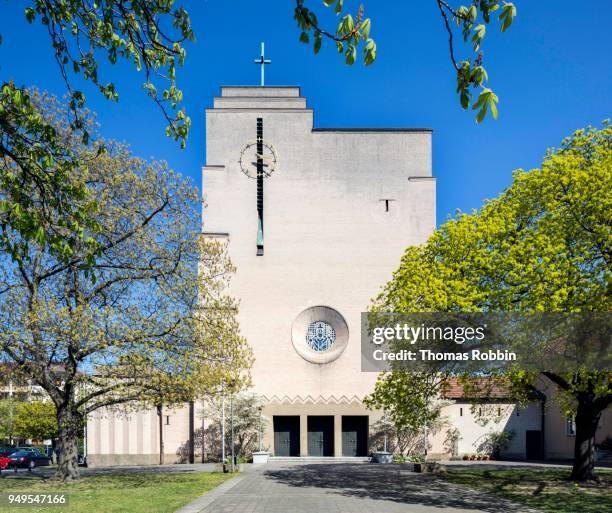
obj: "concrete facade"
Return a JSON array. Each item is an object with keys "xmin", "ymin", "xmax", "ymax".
[
  {"xmin": 86, "ymin": 85, "xmax": 436, "ymax": 465},
  {"xmin": 202, "ymin": 86, "xmax": 435, "ymax": 457},
  {"xmin": 88, "ymin": 405, "xmax": 191, "ymax": 466}
]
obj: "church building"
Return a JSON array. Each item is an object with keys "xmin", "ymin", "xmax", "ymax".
[
  {"xmin": 201, "ymin": 85, "xmax": 436, "ymax": 457},
  {"xmin": 85, "ymin": 84, "xmax": 609, "ymax": 465},
  {"xmin": 85, "ymin": 84, "xmax": 435, "ymax": 464}
]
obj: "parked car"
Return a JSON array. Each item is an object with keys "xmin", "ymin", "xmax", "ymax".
[
  {"xmin": 0, "ymin": 456, "xmax": 11, "ymax": 470},
  {"xmin": 14, "ymin": 447, "xmax": 37, "ymax": 453},
  {"xmin": 7, "ymin": 449, "xmax": 51, "ymax": 470},
  {"xmin": 0, "ymin": 447, "xmax": 17, "ymax": 457}
]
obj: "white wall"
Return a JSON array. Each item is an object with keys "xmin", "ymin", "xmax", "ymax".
[
  {"xmin": 203, "ymin": 86, "xmax": 435, "ymax": 402},
  {"xmin": 430, "ymin": 401, "xmax": 542, "ymax": 458}
]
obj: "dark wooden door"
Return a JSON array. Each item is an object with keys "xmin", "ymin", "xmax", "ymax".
[
  {"xmin": 342, "ymin": 416, "xmax": 368, "ymax": 456},
  {"xmin": 273, "ymin": 416, "xmax": 300, "ymax": 457},
  {"xmin": 525, "ymin": 430, "xmax": 542, "ymax": 460},
  {"xmin": 307, "ymin": 416, "xmax": 334, "ymax": 456}
]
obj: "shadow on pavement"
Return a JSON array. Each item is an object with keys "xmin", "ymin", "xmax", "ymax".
[{"xmin": 263, "ymin": 463, "xmax": 531, "ymax": 512}]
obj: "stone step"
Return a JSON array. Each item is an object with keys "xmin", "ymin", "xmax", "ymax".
[{"xmin": 269, "ymin": 456, "xmax": 370, "ymax": 464}]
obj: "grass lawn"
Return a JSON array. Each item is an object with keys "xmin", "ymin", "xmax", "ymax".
[
  {"xmin": 439, "ymin": 467, "xmax": 612, "ymax": 513},
  {"xmin": 0, "ymin": 470, "xmax": 233, "ymax": 513}
]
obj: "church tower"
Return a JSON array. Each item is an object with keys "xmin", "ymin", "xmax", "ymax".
[{"xmin": 203, "ymin": 85, "xmax": 436, "ymax": 457}]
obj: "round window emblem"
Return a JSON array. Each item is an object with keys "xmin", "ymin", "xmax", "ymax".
[
  {"xmin": 291, "ymin": 306, "xmax": 349, "ymax": 364},
  {"xmin": 306, "ymin": 321, "xmax": 336, "ymax": 352}
]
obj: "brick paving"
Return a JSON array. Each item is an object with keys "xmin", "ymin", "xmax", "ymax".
[{"xmin": 195, "ymin": 462, "xmax": 539, "ymax": 513}]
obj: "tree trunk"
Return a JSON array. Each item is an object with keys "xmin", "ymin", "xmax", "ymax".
[
  {"xmin": 55, "ymin": 405, "xmax": 82, "ymax": 481},
  {"xmin": 571, "ymin": 398, "xmax": 602, "ymax": 481}
]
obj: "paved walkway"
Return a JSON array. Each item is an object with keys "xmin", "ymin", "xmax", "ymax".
[{"xmin": 188, "ymin": 462, "xmax": 539, "ymax": 513}]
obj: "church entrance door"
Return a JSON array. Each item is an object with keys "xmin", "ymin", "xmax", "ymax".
[
  {"xmin": 273, "ymin": 416, "xmax": 300, "ymax": 457},
  {"xmin": 307, "ymin": 416, "xmax": 334, "ymax": 456},
  {"xmin": 342, "ymin": 416, "xmax": 369, "ymax": 456}
]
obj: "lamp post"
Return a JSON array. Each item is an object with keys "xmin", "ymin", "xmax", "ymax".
[
  {"xmin": 230, "ymin": 394, "xmax": 235, "ymax": 473},
  {"xmin": 383, "ymin": 411, "xmax": 388, "ymax": 453},
  {"xmin": 221, "ymin": 394, "xmax": 225, "ymax": 467},
  {"xmin": 201, "ymin": 398, "xmax": 206, "ymax": 463},
  {"xmin": 258, "ymin": 405, "xmax": 263, "ymax": 452}
]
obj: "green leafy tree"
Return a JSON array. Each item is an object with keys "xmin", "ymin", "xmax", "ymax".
[
  {"xmin": 294, "ymin": 0, "xmax": 516, "ymax": 122},
  {"xmin": 14, "ymin": 401, "xmax": 58, "ymax": 442},
  {"xmin": 2, "ymin": 1, "xmax": 194, "ymax": 262},
  {"xmin": 365, "ymin": 372, "xmax": 449, "ymax": 454},
  {"xmin": 0, "ymin": 398, "xmax": 18, "ymax": 443},
  {"xmin": 0, "ymin": 96, "xmax": 252, "ymax": 480},
  {"xmin": 366, "ymin": 123, "xmax": 611, "ymax": 481}
]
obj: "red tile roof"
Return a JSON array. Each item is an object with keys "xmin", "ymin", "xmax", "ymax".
[{"xmin": 442, "ymin": 377, "xmax": 510, "ymax": 399}]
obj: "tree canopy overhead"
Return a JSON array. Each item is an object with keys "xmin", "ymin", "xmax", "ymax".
[
  {"xmin": 295, "ymin": 0, "xmax": 517, "ymax": 123},
  {"xmin": 1, "ymin": 1, "xmax": 194, "ymax": 264},
  {"xmin": 366, "ymin": 123, "xmax": 611, "ymax": 481}
]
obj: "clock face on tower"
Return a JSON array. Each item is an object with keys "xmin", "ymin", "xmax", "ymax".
[{"xmin": 239, "ymin": 140, "xmax": 278, "ymax": 179}]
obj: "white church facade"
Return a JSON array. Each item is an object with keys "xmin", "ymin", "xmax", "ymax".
[
  {"xmin": 85, "ymin": 85, "xmax": 436, "ymax": 464},
  {"xmin": 202, "ymin": 86, "xmax": 436, "ymax": 457}
]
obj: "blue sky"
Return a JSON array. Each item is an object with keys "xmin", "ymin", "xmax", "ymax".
[{"xmin": 1, "ymin": 1, "xmax": 610, "ymax": 224}]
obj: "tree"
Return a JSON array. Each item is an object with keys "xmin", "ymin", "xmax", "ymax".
[
  {"xmin": 2, "ymin": 1, "xmax": 194, "ymax": 261},
  {"xmin": 365, "ymin": 372, "xmax": 449, "ymax": 456},
  {"xmin": 197, "ymin": 393, "xmax": 266, "ymax": 462},
  {"xmin": 366, "ymin": 123, "xmax": 611, "ymax": 481},
  {"xmin": 0, "ymin": 398, "xmax": 18, "ymax": 443},
  {"xmin": 369, "ymin": 414, "xmax": 439, "ymax": 456},
  {"xmin": 0, "ymin": 95, "xmax": 252, "ymax": 480},
  {"xmin": 295, "ymin": 0, "xmax": 516, "ymax": 122},
  {"xmin": 14, "ymin": 401, "xmax": 58, "ymax": 442}
]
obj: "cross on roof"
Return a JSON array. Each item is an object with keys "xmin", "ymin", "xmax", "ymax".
[{"xmin": 253, "ymin": 42, "xmax": 271, "ymax": 87}]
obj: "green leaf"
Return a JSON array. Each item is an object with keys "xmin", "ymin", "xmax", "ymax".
[
  {"xmin": 344, "ymin": 14, "xmax": 354, "ymax": 33},
  {"xmin": 299, "ymin": 31, "xmax": 309, "ymax": 44},
  {"xmin": 314, "ymin": 33, "xmax": 322, "ymax": 54},
  {"xmin": 476, "ymin": 104, "xmax": 487, "ymax": 123},
  {"xmin": 361, "ymin": 18, "xmax": 371, "ymax": 40},
  {"xmin": 499, "ymin": 3, "xmax": 517, "ymax": 32},
  {"xmin": 364, "ymin": 40, "xmax": 377, "ymax": 65},
  {"xmin": 490, "ymin": 98, "xmax": 498, "ymax": 119},
  {"xmin": 24, "ymin": 7, "xmax": 35, "ymax": 23},
  {"xmin": 345, "ymin": 44, "xmax": 356, "ymax": 65}
]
